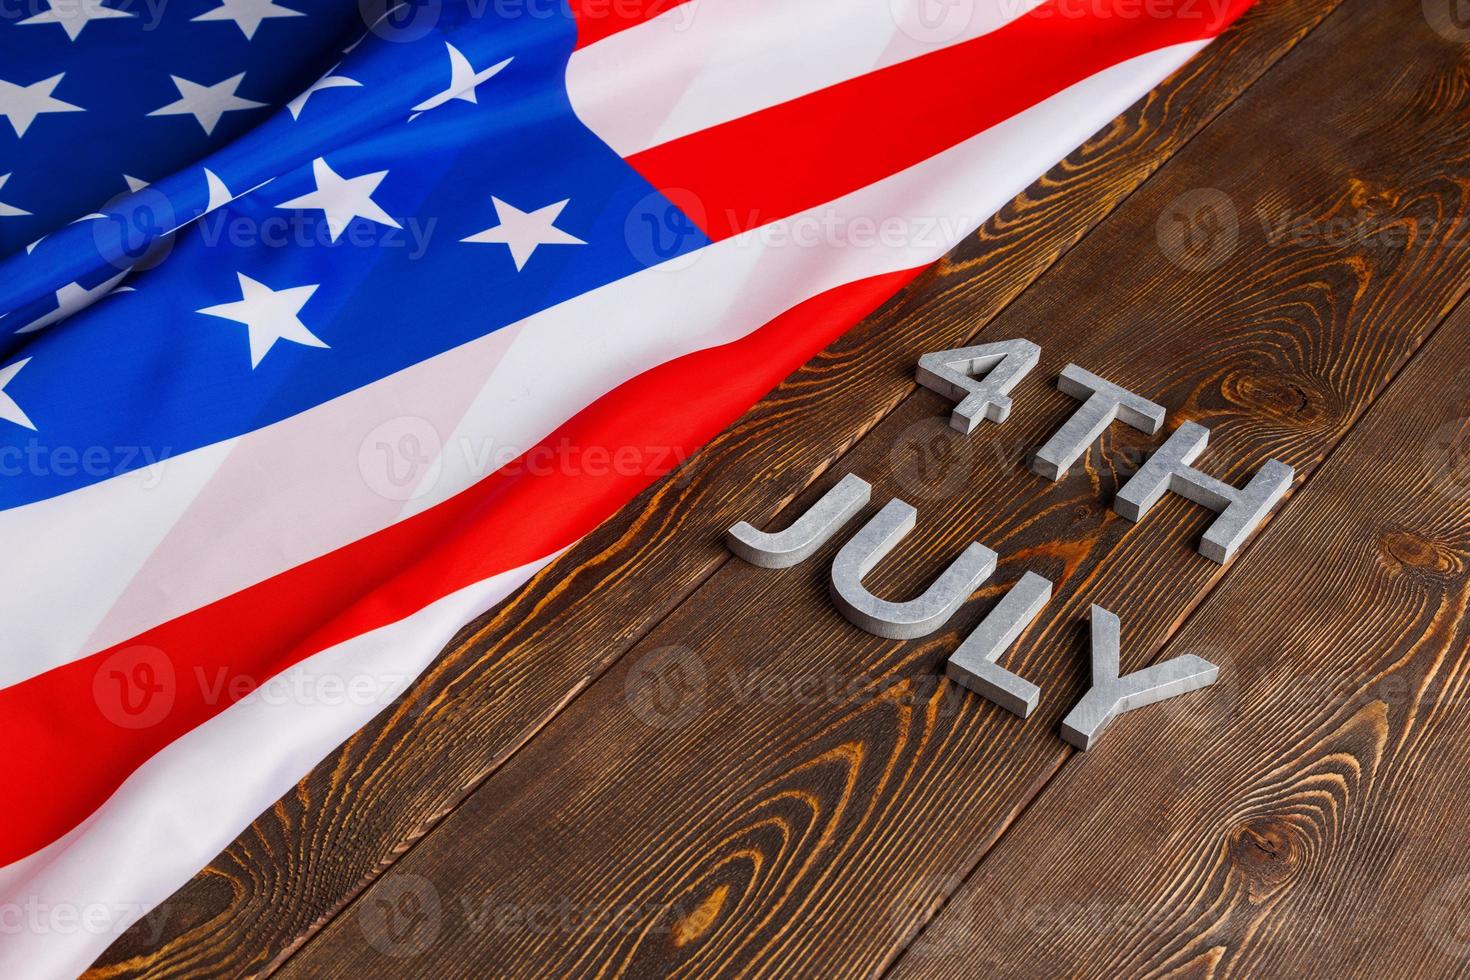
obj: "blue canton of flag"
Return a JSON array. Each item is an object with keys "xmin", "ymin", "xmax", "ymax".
[{"xmin": 0, "ymin": 0, "xmax": 709, "ymax": 509}]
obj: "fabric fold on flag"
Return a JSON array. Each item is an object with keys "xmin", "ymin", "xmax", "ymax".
[{"xmin": 0, "ymin": 0, "xmax": 1256, "ymax": 974}]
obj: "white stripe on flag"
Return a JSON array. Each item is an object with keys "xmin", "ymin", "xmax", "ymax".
[
  {"xmin": 0, "ymin": 554, "xmax": 556, "ymax": 980},
  {"xmin": 0, "ymin": 43, "xmax": 1206, "ymax": 694},
  {"xmin": 566, "ymin": 0, "xmax": 1049, "ymax": 157}
]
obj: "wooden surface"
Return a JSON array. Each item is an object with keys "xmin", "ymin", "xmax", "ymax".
[{"xmin": 90, "ymin": 0, "xmax": 1470, "ymax": 976}]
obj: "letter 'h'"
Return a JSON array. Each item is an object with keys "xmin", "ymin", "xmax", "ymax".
[{"xmin": 1114, "ymin": 422, "xmax": 1292, "ymax": 563}]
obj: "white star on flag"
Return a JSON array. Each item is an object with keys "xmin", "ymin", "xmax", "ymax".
[
  {"xmin": 461, "ymin": 197, "xmax": 586, "ymax": 271},
  {"xmin": 148, "ymin": 74, "xmax": 265, "ymax": 136},
  {"xmin": 123, "ymin": 174, "xmax": 149, "ymax": 193},
  {"xmin": 287, "ymin": 65, "xmax": 361, "ymax": 120},
  {"xmin": 0, "ymin": 174, "xmax": 29, "ymax": 217},
  {"xmin": 20, "ymin": 0, "xmax": 135, "ymax": 40},
  {"xmin": 191, "ymin": 0, "xmax": 304, "ymax": 39},
  {"xmin": 410, "ymin": 42, "xmax": 512, "ymax": 118},
  {"xmin": 276, "ymin": 158, "xmax": 400, "ymax": 243},
  {"xmin": 0, "ymin": 73, "xmax": 84, "ymax": 138},
  {"xmin": 198, "ymin": 273, "xmax": 327, "ymax": 368},
  {"xmin": 0, "ymin": 358, "xmax": 36, "ymax": 430},
  {"xmin": 16, "ymin": 272, "xmax": 132, "ymax": 335}
]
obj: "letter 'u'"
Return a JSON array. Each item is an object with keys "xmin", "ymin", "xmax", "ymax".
[{"xmin": 830, "ymin": 499, "xmax": 996, "ymax": 640}]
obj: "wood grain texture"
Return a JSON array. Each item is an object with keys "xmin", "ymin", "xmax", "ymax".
[
  {"xmin": 888, "ymin": 238, "xmax": 1470, "ymax": 980},
  {"xmin": 265, "ymin": 0, "xmax": 1470, "ymax": 976},
  {"xmin": 86, "ymin": 2, "xmax": 1339, "ymax": 977}
]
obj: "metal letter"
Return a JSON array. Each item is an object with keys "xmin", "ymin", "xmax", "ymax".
[
  {"xmin": 727, "ymin": 473, "xmax": 871, "ymax": 569},
  {"xmin": 944, "ymin": 571, "xmax": 1051, "ymax": 717},
  {"xmin": 1060, "ymin": 605, "xmax": 1218, "ymax": 750},
  {"xmin": 916, "ymin": 339, "xmax": 1041, "ymax": 433},
  {"xmin": 830, "ymin": 499, "xmax": 996, "ymax": 640},
  {"xmin": 1030, "ymin": 365, "xmax": 1166, "ymax": 480},
  {"xmin": 1114, "ymin": 421, "xmax": 1292, "ymax": 563}
]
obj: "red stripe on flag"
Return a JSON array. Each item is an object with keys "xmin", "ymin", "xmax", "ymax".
[
  {"xmin": 0, "ymin": 265, "xmax": 924, "ymax": 867},
  {"xmin": 626, "ymin": 0, "xmax": 1252, "ymax": 241},
  {"xmin": 568, "ymin": 0, "xmax": 695, "ymax": 49}
]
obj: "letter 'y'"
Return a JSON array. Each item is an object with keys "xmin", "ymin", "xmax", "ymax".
[{"xmin": 1060, "ymin": 606, "xmax": 1218, "ymax": 750}]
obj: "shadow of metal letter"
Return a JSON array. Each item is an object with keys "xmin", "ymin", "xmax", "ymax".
[
  {"xmin": 1114, "ymin": 421, "xmax": 1292, "ymax": 562},
  {"xmin": 1060, "ymin": 605, "xmax": 1218, "ymax": 750},
  {"xmin": 727, "ymin": 473, "xmax": 871, "ymax": 569},
  {"xmin": 1030, "ymin": 365, "xmax": 1165, "ymax": 480},
  {"xmin": 915, "ymin": 339, "xmax": 1041, "ymax": 433},
  {"xmin": 830, "ymin": 499, "xmax": 996, "ymax": 639},
  {"xmin": 944, "ymin": 571, "xmax": 1051, "ymax": 717}
]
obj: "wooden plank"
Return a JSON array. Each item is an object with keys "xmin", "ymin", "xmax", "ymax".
[
  {"xmin": 88, "ymin": 3, "xmax": 1338, "ymax": 976},
  {"xmin": 263, "ymin": 0, "xmax": 1470, "ymax": 976},
  {"xmin": 887, "ymin": 246, "xmax": 1470, "ymax": 980}
]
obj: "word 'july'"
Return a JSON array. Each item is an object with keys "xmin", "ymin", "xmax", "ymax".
[{"xmin": 725, "ymin": 340, "xmax": 1293, "ymax": 750}]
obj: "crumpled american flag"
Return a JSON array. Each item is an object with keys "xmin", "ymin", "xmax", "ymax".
[{"xmin": 0, "ymin": 0, "xmax": 1250, "ymax": 973}]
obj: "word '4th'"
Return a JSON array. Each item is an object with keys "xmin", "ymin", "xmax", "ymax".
[{"xmin": 725, "ymin": 340, "xmax": 1293, "ymax": 750}]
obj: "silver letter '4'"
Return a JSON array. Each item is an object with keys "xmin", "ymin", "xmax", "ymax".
[{"xmin": 916, "ymin": 339, "xmax": 1040, "ymax": 434}]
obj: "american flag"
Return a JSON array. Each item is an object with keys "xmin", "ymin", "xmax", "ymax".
[{"xmin": 0, "ymin": 0, "xmax": 1250, "ymax": 973}]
